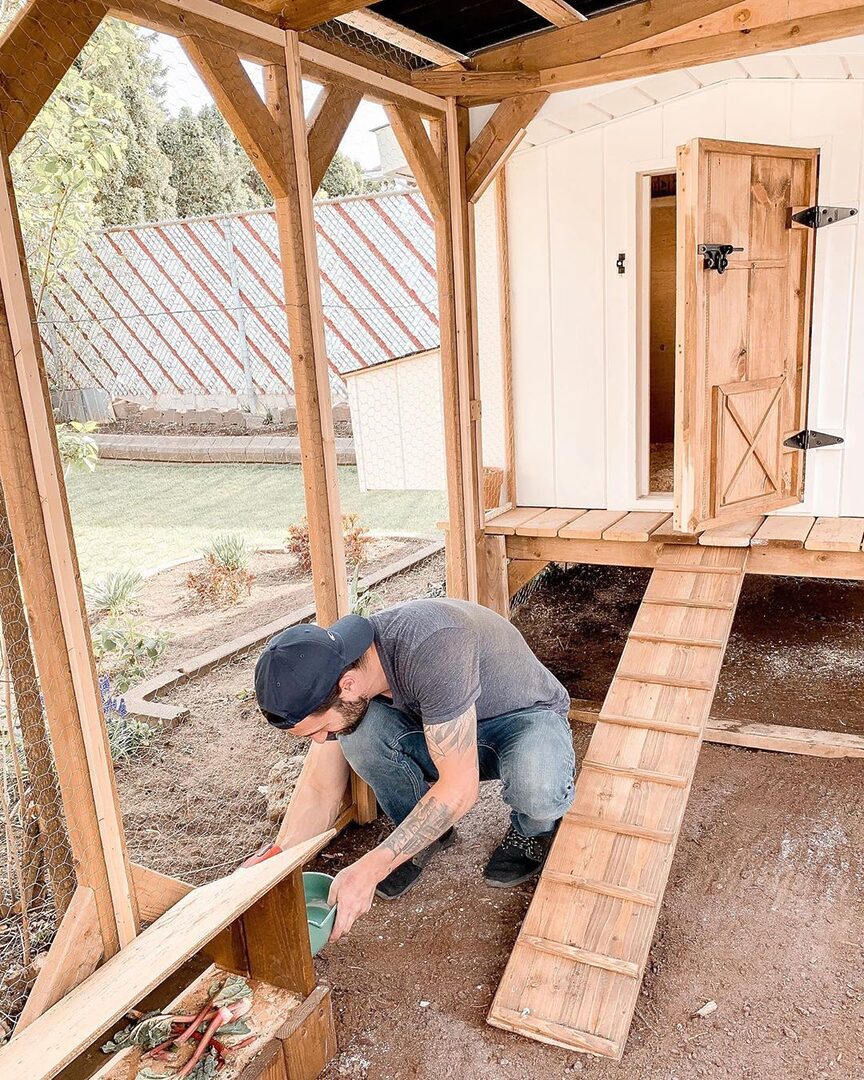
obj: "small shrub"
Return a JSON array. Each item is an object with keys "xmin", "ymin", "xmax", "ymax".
[
  {"xmin": 99, "ymin": 675, "xmax": 157, "ymax": 763},
  {"xmin": 349, "ymin": 563, "xmax": 381, "ymax": 617},
  {"xmin": 285, "ymin": 514, "xmax": 371, "ymax": 573},
  {"xmin": 92, "ymin": 619, "xmax": 168, "ymax": 693},
  {"xmin": 56, "ymin": 421, "xmax": 99, "ymax": 478},
  {"xmin": 186, "ymin": 533, "xmax": 254, "ymax": 606},
  {"xmin": 86, "ymin": 569, "xmax": 143, "ymax": 619}
]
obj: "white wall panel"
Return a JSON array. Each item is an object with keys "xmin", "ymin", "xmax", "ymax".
[
  {"xmin": 504, "ymin": 75, "xmax": 864, "ymax": 515},
  {"xmin": 507, "ymin": 150, "xmax": 556, "ymax": 505},
  {"xmin": 548, "ymin": 130, "xmax": 607, "ymax": 507}
]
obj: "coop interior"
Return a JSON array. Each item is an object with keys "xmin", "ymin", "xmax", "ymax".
[{"xmin": 1, "ymin": 0, "xmax": 863, "ymax": 1078}]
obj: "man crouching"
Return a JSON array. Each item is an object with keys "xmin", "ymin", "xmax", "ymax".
[{"xmin": 247, "ymin": 597, "xmax": 576, "ymax": 941}]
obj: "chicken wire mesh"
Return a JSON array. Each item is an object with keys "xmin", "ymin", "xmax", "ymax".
[
  {"xmin": 310, "ymin": 18, "xmax": 432, "ymax": 72},
  {"xmin": 0, "ymin": 483, "xmax": 75, "ymax": 1038}
]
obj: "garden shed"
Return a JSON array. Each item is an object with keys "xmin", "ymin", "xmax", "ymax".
[{"xmin": 0, "ymin": 0, "xmax": 863, "ymax": 1076}]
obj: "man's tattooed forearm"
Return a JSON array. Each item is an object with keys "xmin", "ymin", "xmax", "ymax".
[{"xmin": 381, "ymin": 796, "xmax": 455, "ymax": 860}]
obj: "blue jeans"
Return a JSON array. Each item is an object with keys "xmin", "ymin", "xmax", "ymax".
[{"xmin": 338, "ymin": 699, "xmax": 576, "ymax": 837}]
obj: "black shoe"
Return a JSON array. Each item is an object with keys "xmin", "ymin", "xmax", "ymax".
[
  {"xmin": 484, "ymin": 824, "xmax": 557, "ymax": 888},
  {"xmin": 375, "ymin": 827, "xmax": 457, "ymax": 900}
]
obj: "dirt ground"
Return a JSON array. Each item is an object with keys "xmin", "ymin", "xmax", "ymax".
[
  {"xmin": 116, "ymin": 562, "xmax": 864, "ymax": 1079},
  {"xmin": 135, "ymin": 536, "xmax": 432, "ymax": 668}
]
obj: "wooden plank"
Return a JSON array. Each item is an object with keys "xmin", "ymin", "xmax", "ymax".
[
  {"xmin": 481, "ymin": 533, "xmax": 510, "ymax": 617},
  {"xmin": 572, "ymin": 706, "xmax": 864, "ymax": 759},
  {"xmin": 278, "ymin": 0, "xmax": 376, "ymax": 31},
  {"xmin": 699, "ymin": 515, "xmax": 765, "ymax": 546},
  {"xmin": 243, "ymin": 868, "xmax": 316, "ymax": 996},
  {"xmin": 485, "ymin": 505, "xmax": 546, "ymax": 534},
  {"xmin": 0, "ymin": 129, "xmax": 137, "ymax": 955},
  {"xmin": 0, "ymin": 0, "xmax": 108, "ymax": 152},
  {"xmin": 278, "ymin": 984, "xmax": 337, "ymax": 1080},
  {"xmin": 751, "ymin": 514, "xmax": 816, "ymax": 548},
  {"xmin": 507, "ymin": 558, "xmax": 548, "ymax": 597},
  {"xmin": 489, "ymin": 546, "xmax": 747, "ymax": 1059},
  {"xmin": 603, "ymin": 511, "xmax": 670, "ymax": 542},
  {"xmin": 131, "ymin": 863, "xmax": 193, "ymax": 924},
  {"xmin": 15, "ymin": 887, "xmax": 102, "ymax": 1031},
  {"xmin": 514, "ymin": 507, "xmax": 585, "ymax": 537},
  {"xmin": 489, "ymin": 1006, "xmax": 620, "ymax": 1057},
  {"xmin": 267, "ymin": 34, "xmax": 349, "ymax": 625},
  {"xmin": 306, "ymin": 83, "xmax": 363, "ymax": 193},
  {"xmin": 335, "ymin": 9, "xmax": 468, "ymax": 64},
  {"xmin": 558, "ymin": 509, "xmax": 628, "ymax": 539},
  {"xmin": 0, "ymin": 833, "xmax": 333, "ymax": 1080},
  {"xmin": 465, "ymin": 93, "xmax": 550, "ymax": 203},
  {"xmin": 516, "ymin": 0, "xmax": 586, "ymax": 25},
  {"xmin": 384, "ymin": 105, "xmax": 448, "ymax": 219},
  {"xmin": 804, "ymin": 516, "xmax": 864, "ymax": 552},
  {"xmin": 181, "ymin": 34, "xmax": 290, "ymax": 198},
  {"xmin": 650, "ymin": 517, "xmax": 699, "ymax": 544},
  {"xmin": 747, "ymin": 545, "xmax": 864, "ymax": 580}
]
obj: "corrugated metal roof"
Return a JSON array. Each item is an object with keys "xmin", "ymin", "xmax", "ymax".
[{"xmin": 41, "ymin": 188, "xmax": 439, "ymax": 401}]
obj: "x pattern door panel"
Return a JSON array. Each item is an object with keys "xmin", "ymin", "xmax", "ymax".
[{"xmin": 675, "ymin": 139, "xmax": 818, "ymax": 533}]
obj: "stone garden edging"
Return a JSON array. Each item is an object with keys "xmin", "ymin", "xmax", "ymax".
[{"xmin": 94, "ymin": 433, "xmax": 356, "ymax": 465}]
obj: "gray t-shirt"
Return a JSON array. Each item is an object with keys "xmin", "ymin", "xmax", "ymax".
[{"xmin": 368, "ymin": 599, "xmax": 570, "ymax": 725}]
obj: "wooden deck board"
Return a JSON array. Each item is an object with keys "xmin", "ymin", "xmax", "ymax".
[
  {"xmin": 488, "ymin": 546, "xmax": 748, "ymax": 1060},
  {"xmin": 751, "ymin": 515, "xmax": 815, "ymax": 548},
  {"xmin": 558, "ymin": 509, "xmax": 627, "ymax": 539},
  {"xmin": 804, "ymin": 516, "xmax": 864, "ymax": 552},
  {"xmin": 515, "ymin": 507, "xmax": 585, "ymax": 537},
  {"xmin": 603, "ymin": 512, "xmax": 671, "ymax": 542}
]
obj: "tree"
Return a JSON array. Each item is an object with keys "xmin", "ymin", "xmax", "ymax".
[
  {"xmin": 319, "ymin": 151, "xmax": 365, "ymax": 199},
  {"xmin": 158, "ymin": 104, "xmax": 269, "ymax": 218}
]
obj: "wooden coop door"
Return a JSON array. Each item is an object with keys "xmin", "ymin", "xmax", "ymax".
[{"xmin": 673, "ymin": 138, "xmax": 818, "ymax": 533}]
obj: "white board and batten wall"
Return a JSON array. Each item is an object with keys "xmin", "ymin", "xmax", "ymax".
[{"xmin": 505, "ymin": 73, "xmax": 864, "ymax": 517}]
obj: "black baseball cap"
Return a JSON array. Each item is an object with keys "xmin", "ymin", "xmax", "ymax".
[{"xmin": 254, "ymin": 614, "xmax": 374, "ymax": 729}]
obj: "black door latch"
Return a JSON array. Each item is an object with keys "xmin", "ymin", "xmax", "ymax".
[{"xmin": 698, "ymin": 243, "xmax": 743, "ymax": 274}]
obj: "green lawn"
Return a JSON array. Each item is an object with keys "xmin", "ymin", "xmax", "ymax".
[{"xmin": 66, "ymin": 461, "xmax": 447, "ymax": 581}]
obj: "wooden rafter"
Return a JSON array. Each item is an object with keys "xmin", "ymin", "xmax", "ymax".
[
  {"xmin": 517, "ymin": 0, "xmax": 586, "ymax": 27},
  {"xmin": 383, "ymin": 105, "xmax": 448, "ymax": 219},
  {"xmin": 0, "ymin": 0, "xmax": 108, "ymax": 153},
  {"xmin": 468, "ymin": 0, "xmax": 736, "ymax": 72},
  {"xmin": 465, "ymin": 92, "xmax": 549, "ymax": 202},
  {"xmin": 260, "ymin": 0, "xmax": 375, "ymax": 30},
  {"xmin": 181, "ymin": 33, "xmax": 290, "ymax": 197},
  {"xmin": 336, "ymin": 9, "xmax": 468, "ymax": 65},
  {"xmin": 306, "ymin": 82, "xmax": 363, "ymax": 192}
]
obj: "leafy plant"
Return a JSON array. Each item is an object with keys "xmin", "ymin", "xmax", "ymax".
[
  {"xmin": 86, "ymin": 568, "xmax": 143, "ymax": 619},
  {"xmin": 99, "ymin": 675, "xmax": 156, "ymax": 763},
  {"xmin": 186, "ymin": 534, "xmax": 254, "ymax": 606},
  {"xmin": 56, "ymin": 421, "xmax": 99, "ymax": 478},
  {"xmin": 92, "ymin": 619, "xmax": 168, "ymax": 693},
  {"xmin": 349, "ymin": 563, "xmax": 381, "ymax": 618},
  {"xmin": 285, "ymin": 514, "xmax": 371, "ymax": 573}
]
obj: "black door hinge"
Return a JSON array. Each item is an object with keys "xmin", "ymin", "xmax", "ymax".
[
  {"xmin": 698, "ymin": 243, "xmax": 743, "ymax": 274},
  {"xmin": 791, "ymin": 205, "xmax": 858, "ymax": 229},
  {"xmin": 783, "ymin": 429, "xmax": 844, "ymax": 450}
]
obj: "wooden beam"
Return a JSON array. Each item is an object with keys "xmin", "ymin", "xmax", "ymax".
[
  {"xmin": 0, "ymin": 0, "xmax": 108, "ymax": 152},
  {"xmin": 538, "ymin": 3, "xmax": 864, "ymax": 91},
  {"xmin": 268, "ymin": 0, "xmax": 375, "ymax": 31},
  {"xmin": 508, "ymin": 558, "xmax": 548, "ymax": 597},
  {"xmin": 243, "ymin": 868, "xmax": 315, "ymax": 995},
  {"xmin": 517, "ymin": 0, "xmax": 586, "ymax": 26},
  {"xmin": 468, "ymin": 0, "xmax": 737, "ymax": 73},
  {"xmin": 306, "ymin": 83, "xmax": 362, "ymax": 193},
  {"xmin": 278, "ymin": 984, "xmax": 338, "ymax": 1080},
  {"xmin": 181, "ymin": 34, "xmax": 290, "ymax": 198},
  {"xmin": 15, "ymin": 886, "xmax": 103, "ymax": 1030},
  {"xmin": 383, "ymin": 105, "xmax": 447, "ymax": 219},
  {"xmin": 131, "ymin": 863, "xmax": 194, "ymax": 924},
  {"xmin": 263, "ymin": 34, "xmax": 349, "ymax": 626},
  {"xmin": 413, "ymin": 69, "xmax": 542, "ymax": 98},
  {"xmin": 480, "ymin": 534, "xmax": 510, "ymax": 617},
  {"xmin": 0, "ymin": 131, "xmax": 138, "ymax": 956},
  {"xmin": 570, "ymin": 706, "xmax": 864, "ymax": 759},
  {"xmin": 336, "ymin": 9, "xmax": 468, "ymax": 65},
  {"xmin": 465, "ymin": 93, "xmax": 549, "ymax": 202}
]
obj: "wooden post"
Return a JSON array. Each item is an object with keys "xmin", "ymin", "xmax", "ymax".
[
  {"xmin": 266, "ymin": 36, "xmax": 349, "ymax": 627},
  {"xmin": 480, "ymin": 534, "xmax": 510, "ymax": 618},
  {"xmin": 0, "ymin": 133, "xmax": 138, "ymax": 956}
]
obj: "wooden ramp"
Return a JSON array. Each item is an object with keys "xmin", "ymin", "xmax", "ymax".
[{"xmin": 488, "ymin": 545, "xmax": 748, "ymax": 1059}]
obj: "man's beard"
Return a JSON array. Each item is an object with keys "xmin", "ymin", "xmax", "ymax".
[{"xmin": 334, "ymin": 695, "xmax": 370, "ymax": 736}]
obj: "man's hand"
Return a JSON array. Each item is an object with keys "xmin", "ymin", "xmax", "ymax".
[
  {"xmin": 327, "ymin": 853, "xmax": 383, "ymax": 941},
  {"xmin": 239, "ymin": 841, "xmax": 282, "ymax": 868}
]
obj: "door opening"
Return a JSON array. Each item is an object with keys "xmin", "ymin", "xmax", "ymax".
[{"xmin": 645, "ymin": 172, "xmax": 676, "ymax": 495}]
